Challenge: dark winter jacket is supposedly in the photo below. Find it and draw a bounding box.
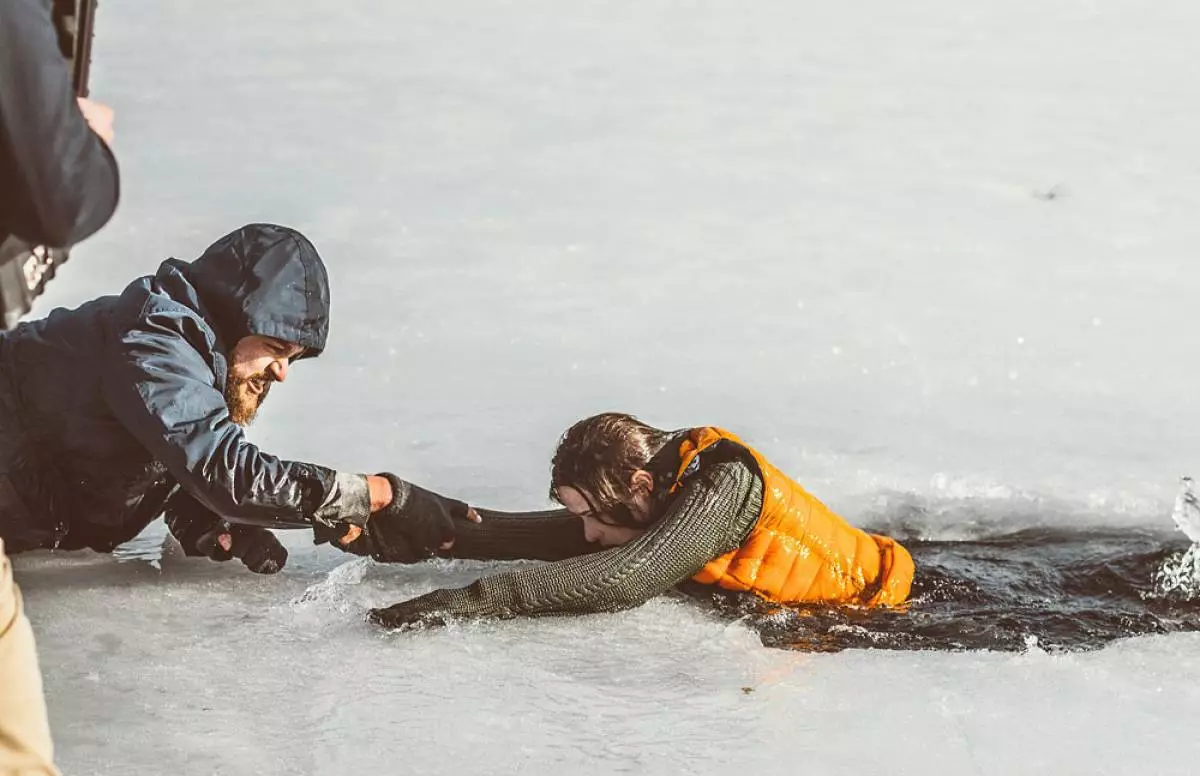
[0,0,120,248]
[0,224,368,552]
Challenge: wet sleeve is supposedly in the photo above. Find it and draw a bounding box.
[101,305,368,529]
[446,507,597,561]
[162,490,230,557]
[371,460,763,625]
[0,0,120,246]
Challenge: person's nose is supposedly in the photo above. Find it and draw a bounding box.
[268,359,289,383]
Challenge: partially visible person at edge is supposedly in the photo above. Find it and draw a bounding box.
[1,538,58,775]
[1,0,120,258]
[0,223,476,575]
[2,0,121,771]
[367,412,915,629]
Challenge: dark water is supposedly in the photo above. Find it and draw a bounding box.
[684,528,1200,653]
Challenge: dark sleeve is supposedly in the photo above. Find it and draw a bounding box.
[0,0,120,246]
[163,490,227,558]
[101,302,363,529]
[372,459,763,625]
[446,507,597,562]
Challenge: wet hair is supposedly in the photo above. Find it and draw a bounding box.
[549,413,671,525]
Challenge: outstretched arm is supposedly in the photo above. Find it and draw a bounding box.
[103,302,369,531]
[342,507,595,564]
[369,460,763,627]
[446,507,595,562]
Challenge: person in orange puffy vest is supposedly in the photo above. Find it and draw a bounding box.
[369,412,914,628]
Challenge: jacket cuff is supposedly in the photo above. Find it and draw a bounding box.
[311,472,372,528]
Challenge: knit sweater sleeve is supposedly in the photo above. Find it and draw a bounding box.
[369,459,763,627]
[445,507,597,562]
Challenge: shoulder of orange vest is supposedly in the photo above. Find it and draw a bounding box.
[645,430,692,494]
[685,432,762,485]
[650,427,750,496]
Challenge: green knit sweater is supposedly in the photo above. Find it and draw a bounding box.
[370,458,763,627]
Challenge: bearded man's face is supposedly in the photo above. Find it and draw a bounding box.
[225,335,304,426]
[224,368,272,426]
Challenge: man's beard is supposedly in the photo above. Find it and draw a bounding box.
[225,370,273,426]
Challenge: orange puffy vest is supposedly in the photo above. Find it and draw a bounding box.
[673,428,913,607]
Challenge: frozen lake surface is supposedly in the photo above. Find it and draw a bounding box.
[13,0,1200,772]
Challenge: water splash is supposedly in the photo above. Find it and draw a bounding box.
[292,557,373,609]
[1169,477,1200,542]
[1152,477,1200,599]
[1152,544,1200,600]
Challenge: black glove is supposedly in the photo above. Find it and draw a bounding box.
[226,525,288,574]
[378,473,464,553]
[321,520,421,563]
[319,474,466,562]
[166,497,288,574]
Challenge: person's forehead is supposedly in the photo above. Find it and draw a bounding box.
[556,486,592,513]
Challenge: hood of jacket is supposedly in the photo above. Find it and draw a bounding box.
[169,223,330,359]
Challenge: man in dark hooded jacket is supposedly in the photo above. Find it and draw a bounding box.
[0,222,467,571]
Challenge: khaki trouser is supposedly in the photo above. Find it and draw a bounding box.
[0,538,58,775]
